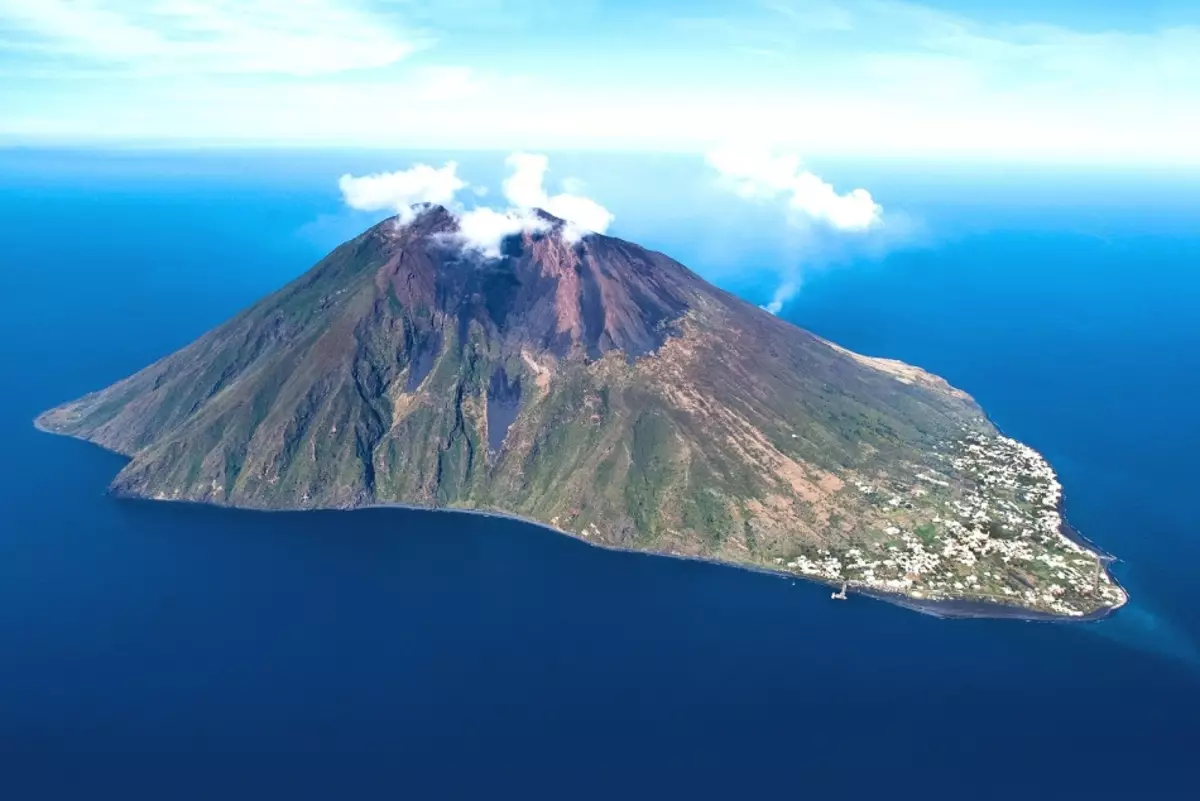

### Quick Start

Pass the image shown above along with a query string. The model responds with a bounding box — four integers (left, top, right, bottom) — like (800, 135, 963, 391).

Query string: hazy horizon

(3, 0, 1199, 165)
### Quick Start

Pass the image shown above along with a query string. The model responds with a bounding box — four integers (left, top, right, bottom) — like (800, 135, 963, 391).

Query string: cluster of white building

(774, 430, 1127, 616)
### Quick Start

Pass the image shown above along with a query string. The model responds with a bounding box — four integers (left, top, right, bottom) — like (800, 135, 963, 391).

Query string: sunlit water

(1, 150, 1198, 799)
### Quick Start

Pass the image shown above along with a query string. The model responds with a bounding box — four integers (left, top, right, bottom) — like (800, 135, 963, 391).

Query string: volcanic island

(37, 207, 1128, 620)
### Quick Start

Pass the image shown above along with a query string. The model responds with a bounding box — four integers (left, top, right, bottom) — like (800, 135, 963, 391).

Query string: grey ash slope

(38, 206, 1126, 618)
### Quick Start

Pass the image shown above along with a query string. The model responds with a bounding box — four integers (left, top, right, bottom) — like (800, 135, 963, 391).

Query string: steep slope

(38, 206, 1126, 618)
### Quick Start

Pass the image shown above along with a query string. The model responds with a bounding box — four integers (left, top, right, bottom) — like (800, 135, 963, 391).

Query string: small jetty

(831, 582, 848, 600)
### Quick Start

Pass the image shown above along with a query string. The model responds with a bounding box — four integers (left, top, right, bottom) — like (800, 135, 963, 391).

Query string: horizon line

(4, 141, 1200, 174)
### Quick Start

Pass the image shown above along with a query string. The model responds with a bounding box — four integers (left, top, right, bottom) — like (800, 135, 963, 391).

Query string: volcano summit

(37, 206, 1126, 619)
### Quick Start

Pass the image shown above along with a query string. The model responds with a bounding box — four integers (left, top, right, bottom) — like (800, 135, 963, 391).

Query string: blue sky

(2, 0, 1198, 164)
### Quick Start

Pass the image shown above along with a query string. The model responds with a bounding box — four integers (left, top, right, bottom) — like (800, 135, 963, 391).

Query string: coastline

(33, 414, 133, 459)
(33, 415, 1126, 623)
(141, 493, 1132, 623)
(974, 412, 1128, 614)
(977, 409, 1119, 561)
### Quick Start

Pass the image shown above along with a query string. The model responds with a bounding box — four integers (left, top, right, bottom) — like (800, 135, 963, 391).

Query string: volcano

(37, 206, 1127, 618)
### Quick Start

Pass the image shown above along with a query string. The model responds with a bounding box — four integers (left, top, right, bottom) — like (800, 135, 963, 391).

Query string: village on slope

(777, 429, 1127, 618)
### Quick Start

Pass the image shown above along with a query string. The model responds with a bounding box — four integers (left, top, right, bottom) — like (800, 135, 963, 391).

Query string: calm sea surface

(2, 150, 1198, 799)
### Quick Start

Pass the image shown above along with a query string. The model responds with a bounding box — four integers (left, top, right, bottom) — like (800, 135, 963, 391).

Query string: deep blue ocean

(2, 150, 1198, 799)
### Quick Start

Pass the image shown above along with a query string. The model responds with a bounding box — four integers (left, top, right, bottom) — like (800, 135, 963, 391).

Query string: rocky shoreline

(35, 412, 1126, 623)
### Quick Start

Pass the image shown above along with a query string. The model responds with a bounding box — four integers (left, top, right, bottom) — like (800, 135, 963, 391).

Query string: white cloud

(502, 153, 615, 235)
(454, 207, 547, 258)
(706, 143, 893, 315)
(3, 0, 1200, 164)
(409, 65, 487, 101)
(336, 153, 611, 257)
(706, 144, 883, 232)
(0, 0, 418, 75)
(559, 176, 586, 195)
(666, 1, 1200, 165)
(339, 162, 466, 223)
(453, 153, 613, 254)
(501, 153, 550, 208)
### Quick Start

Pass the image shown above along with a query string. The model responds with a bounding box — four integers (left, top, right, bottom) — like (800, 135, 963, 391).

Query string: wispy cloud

(707, 144, 883, 232)
(408, 65, 488, 101)
(758, 0, 1200, 94)
(0, 0, 421, 75)
(667, 0, 1200, 163)
(401, 0, 601, 32)
(761, 0, 854, 31)
(707, 142, 891, 314)
(2, 0, 1197, 163)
